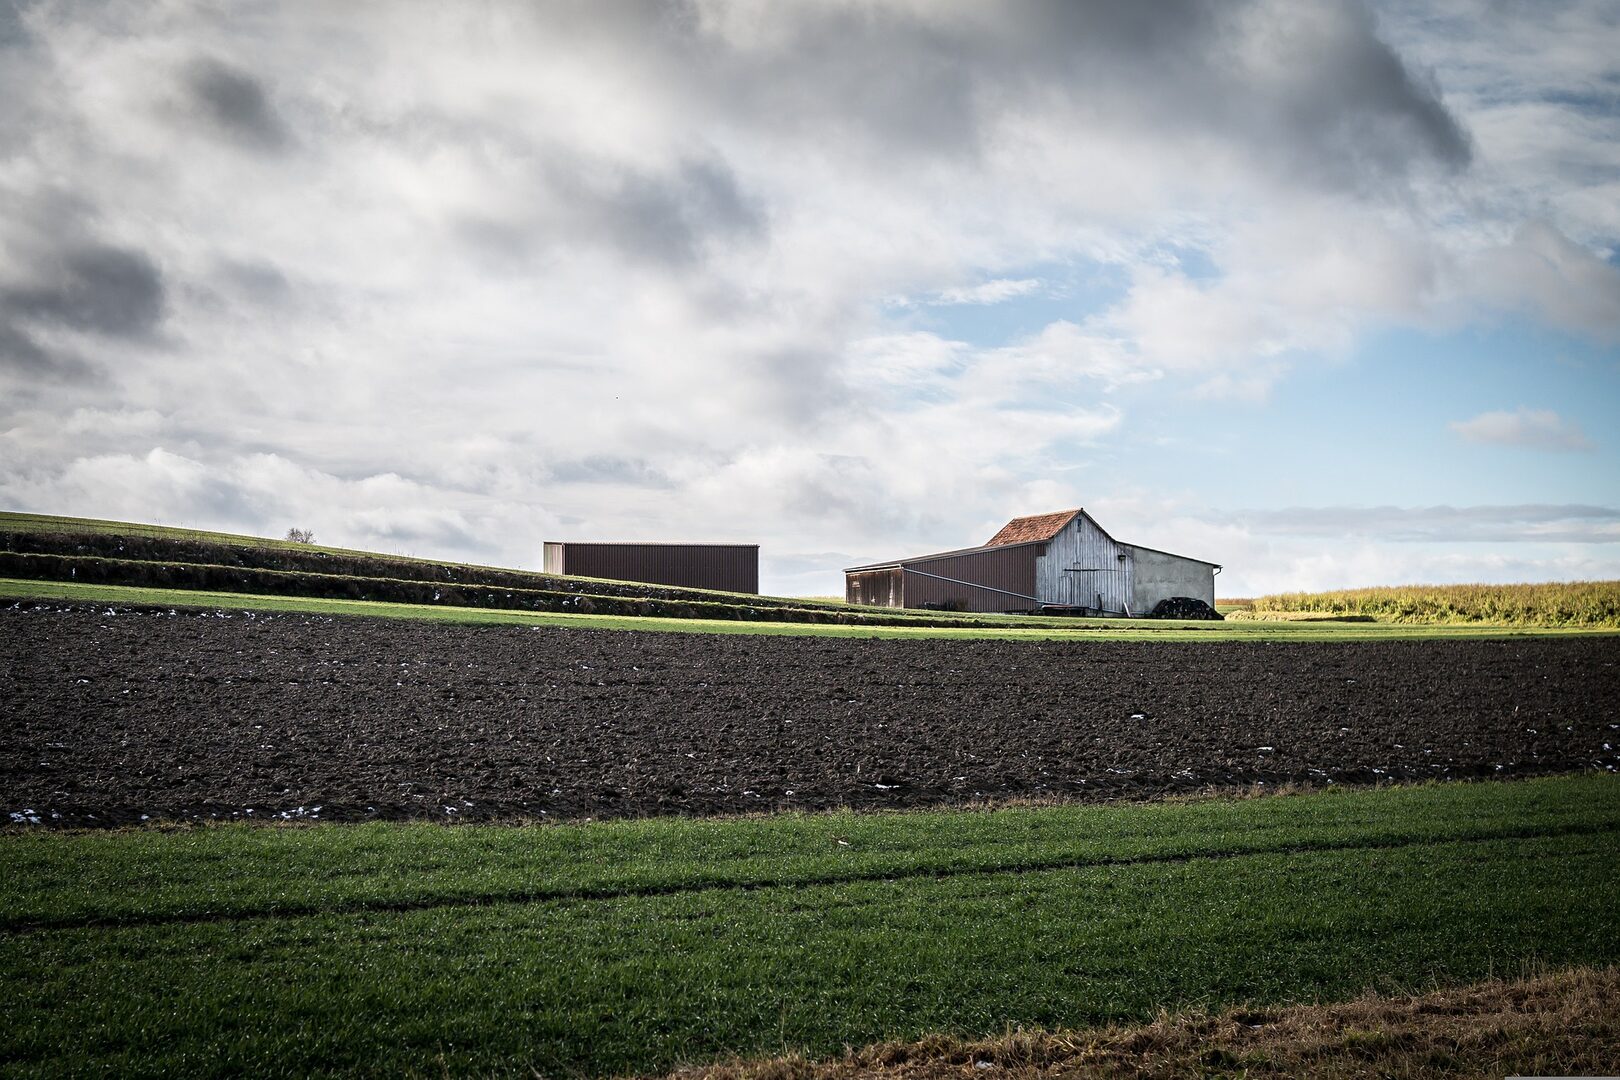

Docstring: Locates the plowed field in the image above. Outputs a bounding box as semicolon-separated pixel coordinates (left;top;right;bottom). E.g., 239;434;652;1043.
4;604;1617;825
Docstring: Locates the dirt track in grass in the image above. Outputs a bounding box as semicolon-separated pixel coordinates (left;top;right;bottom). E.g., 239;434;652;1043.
3;604;1617;825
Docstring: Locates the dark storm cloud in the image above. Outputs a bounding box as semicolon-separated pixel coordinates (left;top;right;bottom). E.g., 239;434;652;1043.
455;151;765;270
675;0;1470;186
217;258;293;306
547;455;675;488
1248;1;1472;180
1051;1;1471;173
3;243;165;336
184;57;289;151
0;240;166;375
547;154;765;268
603;157;764;267
0;321;55;373
0;2;31;49
698;3;985;156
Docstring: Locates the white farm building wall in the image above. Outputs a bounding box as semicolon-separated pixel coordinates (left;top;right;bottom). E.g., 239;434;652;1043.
1127;546;1217;612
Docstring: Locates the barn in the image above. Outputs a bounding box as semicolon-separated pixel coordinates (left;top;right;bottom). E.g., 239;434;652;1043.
844;509;1219;615
542;542;759;594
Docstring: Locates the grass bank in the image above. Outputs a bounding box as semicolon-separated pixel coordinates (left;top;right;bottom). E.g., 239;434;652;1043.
3;775;1617;1076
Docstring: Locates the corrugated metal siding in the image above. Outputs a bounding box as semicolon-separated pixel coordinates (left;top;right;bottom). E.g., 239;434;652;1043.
846;568;902;607
901;546;1040;612
1036;513;1133;613
545;543;759;593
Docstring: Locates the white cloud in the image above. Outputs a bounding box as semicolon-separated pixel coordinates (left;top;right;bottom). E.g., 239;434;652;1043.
1449;408;1595;452
1224;542;1620;597
932;278;1041;306
1468;222;1620;342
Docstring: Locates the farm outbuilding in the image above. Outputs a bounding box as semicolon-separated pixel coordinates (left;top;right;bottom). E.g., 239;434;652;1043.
542;542;759;594
845;509;1218;615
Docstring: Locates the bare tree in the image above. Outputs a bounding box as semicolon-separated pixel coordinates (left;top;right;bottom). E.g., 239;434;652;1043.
284;527;315;544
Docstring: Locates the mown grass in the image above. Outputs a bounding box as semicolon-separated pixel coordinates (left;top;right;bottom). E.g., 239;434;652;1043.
7;577;1615;640
2;776;1617;1077
7;773;1612;930
1239;580;1620;628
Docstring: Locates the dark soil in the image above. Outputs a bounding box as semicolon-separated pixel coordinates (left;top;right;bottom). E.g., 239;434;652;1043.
3;604;1617;826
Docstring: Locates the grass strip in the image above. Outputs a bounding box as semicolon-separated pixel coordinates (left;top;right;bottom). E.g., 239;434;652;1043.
2;830;1614;1078
8;578;1612;640
4;773;1616;929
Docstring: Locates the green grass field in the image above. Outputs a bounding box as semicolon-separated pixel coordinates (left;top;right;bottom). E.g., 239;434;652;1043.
3;775;1616;1077
7;576;1614;640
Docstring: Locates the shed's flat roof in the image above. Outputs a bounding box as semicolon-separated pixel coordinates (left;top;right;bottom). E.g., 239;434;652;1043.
1119;540;1222;568
544;541;759;548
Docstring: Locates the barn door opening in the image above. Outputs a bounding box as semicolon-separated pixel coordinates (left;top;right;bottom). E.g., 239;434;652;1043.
1063;567;1124;614
1064;569;1103;612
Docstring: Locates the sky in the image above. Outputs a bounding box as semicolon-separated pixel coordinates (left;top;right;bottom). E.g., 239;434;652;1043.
1;0;1617;598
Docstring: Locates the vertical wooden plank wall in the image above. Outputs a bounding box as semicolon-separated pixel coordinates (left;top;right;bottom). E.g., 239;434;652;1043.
1035;514;1133;613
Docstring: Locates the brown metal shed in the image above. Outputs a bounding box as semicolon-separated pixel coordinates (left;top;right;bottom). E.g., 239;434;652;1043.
844;540;1043;612
542;542;759;594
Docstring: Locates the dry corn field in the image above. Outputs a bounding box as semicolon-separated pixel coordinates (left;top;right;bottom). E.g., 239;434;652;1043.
1231;580;1620;627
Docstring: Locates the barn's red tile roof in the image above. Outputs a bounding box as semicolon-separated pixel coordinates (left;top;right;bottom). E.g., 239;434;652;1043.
985;509;1080;547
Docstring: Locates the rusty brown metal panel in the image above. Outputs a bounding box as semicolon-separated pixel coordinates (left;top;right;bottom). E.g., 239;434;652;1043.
846;568;902;607
901;546;1040;612
546;543;759;593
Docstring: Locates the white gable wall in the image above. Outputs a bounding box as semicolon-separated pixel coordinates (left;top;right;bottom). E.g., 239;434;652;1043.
1128;546;1216;611
1035;513;1133;613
